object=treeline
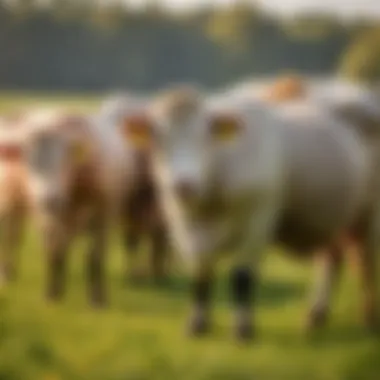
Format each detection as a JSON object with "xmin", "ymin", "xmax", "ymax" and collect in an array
[{"xmin": 0, "ymin": 0, "xmax": 379, "ymax": 92}]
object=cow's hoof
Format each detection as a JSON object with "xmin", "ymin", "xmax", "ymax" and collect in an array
[
  {"xmin": 306, "ymin": 309, "xmax": 328, "ymax": 332},
  {"xmin": 234, "ymin": 323, "xmax": 254, "ymax": 342},
  {"xmin": 187, "ymin": 315, "xmax": 211, "ymax": 337}
]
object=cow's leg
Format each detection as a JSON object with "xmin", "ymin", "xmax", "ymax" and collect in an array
[
  {"xmin": 0, "ymin": 210, "xmax": 25, "ymax": 285},
  {"xmin": 231, "ymin": 201, "xmax": 278, "ymax": 341},
  {"xmin": 187, "ymin": 257, "xmax": 214, "ymax": 336},
  {"xmin": 122, "ymin": 220, "xmax": 144, "ymax": 283},
  {"xmin": 356, "ymin": 205, "xmax": 380, "ymax": 333},
  {"xmin": 86, "ymin": 207, "xmax": 108, "ymax": 308},
  {"xmin": 351, "ymin": 216, "xmax": 379, "ymax": 332},
  {"xmin": 125, "ymin": 226, "xmax": 140, "ymax": 253},
  {"xmin": 229, "ymin": 264, "xmax": 258, "ymax": 342},
  {"xmin": 306, "ymin": 246, "xmax": 344, "ymax": 330},
  {"xmin": 45, "ymin": 220, "xmax": 70, "ymax": 302},
  {"xmin": 122, "ymin": 195, "xmax": 144, "ymax": 283},
  {"xmin": 355, "ymin": 246, "xmax": 378, "ymax": 332},
  {"xmin": 150, "ymin": 222, "xmax": 169, "ymax": 283},
  {"xmin": 6, "ymin": 211, "xmax": 25, "ymax": 281}
]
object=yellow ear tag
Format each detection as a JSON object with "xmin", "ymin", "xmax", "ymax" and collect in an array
[
  {"xmin": 127, "ymin": 127, "xmax": 150, "ymax": 148},
  {"xmin": 212, "ymin": 118, "xmax": 239, "ymax": 142},
  {"xmin": 123, "ymin": 117, "xmax": 151, "ymax": 149}
]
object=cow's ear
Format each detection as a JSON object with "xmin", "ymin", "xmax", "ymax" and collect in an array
[
  {"xmin": 209, "ymin": 113, "xmax": 242, "ymax": 142},
  {"xmin": 264, "ymin": 75, "xmax": 306, "ymax": 103},
  {"xmin": 122, "ymin": 114, "xmax": 154, "ymax": 148}
]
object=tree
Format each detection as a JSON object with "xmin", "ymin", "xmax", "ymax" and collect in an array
[
  {"xmin": 339, "ymin": 26, "xmax": 380, "ymax": 83},
  {"xmin": 204, "ymin": 1, "xmax": 258, "ymax": 51}
]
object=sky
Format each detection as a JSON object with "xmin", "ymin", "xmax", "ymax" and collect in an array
[{"xmin": 124, "ymin": 0, "xmax": 380, "ymax": 19}]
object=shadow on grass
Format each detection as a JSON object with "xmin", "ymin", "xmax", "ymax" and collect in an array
[
  {"xmin": 265, "ymin": 326, "xmax": 372, "ymax": 345},
  {"xmin": 114, "ymin": 274, "xmax": 307, "ymax": 322},
  {"xmin": 126, "ymin": 274, "xmax": 307, "ymax": 308},
  {"xmin": 117, "ymin": 276, "xmax": 380, "ymax": 348},
  {"xmin": 178, "ymin": 323, "xmax": 380, "ymax": 350}
]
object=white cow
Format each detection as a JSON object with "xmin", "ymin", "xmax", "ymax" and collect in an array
[
  {"xmin": 225, "ymin": 77, "xmax": 380, "ymax": 331},
  {"xmin": 147, "ymin": 86, "xmax": 375, "ymax": 341}
]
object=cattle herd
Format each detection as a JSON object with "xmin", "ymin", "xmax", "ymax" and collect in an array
[{"xmin": 1, "ymin": 75, "xmax": 380, "ymax": 342}]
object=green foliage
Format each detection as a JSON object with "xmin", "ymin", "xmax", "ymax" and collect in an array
[
  {"xmin": 339, "ymin": 26, "xmax": 380, "ymax": 83},
  {"xmin": 204, "ymin": 2, "xmax": 258, "ymax": 51},
  {"xmin": 281, "ymin": 13, "xmax": 345, "ymax": 40},
  {"xmin": 0, "ymin": 0, "xmax": 377, "ymax": 91}
]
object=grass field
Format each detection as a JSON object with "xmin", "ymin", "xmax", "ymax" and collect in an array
[{"xmin": 0, "ymin": 93, "xmax": 380, "ymax": 380}]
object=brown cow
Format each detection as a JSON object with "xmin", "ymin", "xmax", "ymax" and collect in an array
[
  {"xmin": 99, "ymin": 95, "xmax": 171, "ymax": 284},
  {"xmin": 23, "ymin": 108, "xmax": 132, "ymax": 307}
]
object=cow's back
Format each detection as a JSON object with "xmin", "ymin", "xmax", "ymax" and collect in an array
[{"xmin": 275, "ymin": 105, "xmax": 370, "ymax": 253}]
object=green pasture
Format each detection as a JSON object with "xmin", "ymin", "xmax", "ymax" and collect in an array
[{"xmin": 0, "ymin": 94, "xmax": 379, "ymax": 380}]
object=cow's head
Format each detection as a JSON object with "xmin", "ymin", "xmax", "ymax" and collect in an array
[
  {"xmin": 150, "ymin": 87, "xmax": 246, "ymax": 208},
  {"xmin": 98, "ymin": 93, "xmax": 157, "ymax": 182},
  {"xmin": 24, "ymin": 110, "xmax": 94, "ymax": 216}
]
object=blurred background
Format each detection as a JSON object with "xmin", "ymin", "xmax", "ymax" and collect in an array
[
  {"xmin": 1, "ymin": 1, "xmax": 380, "ymax": 380},
  {"xmin": 0, "ymin": 0, "xmax": 379, "ymax": 93}
]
